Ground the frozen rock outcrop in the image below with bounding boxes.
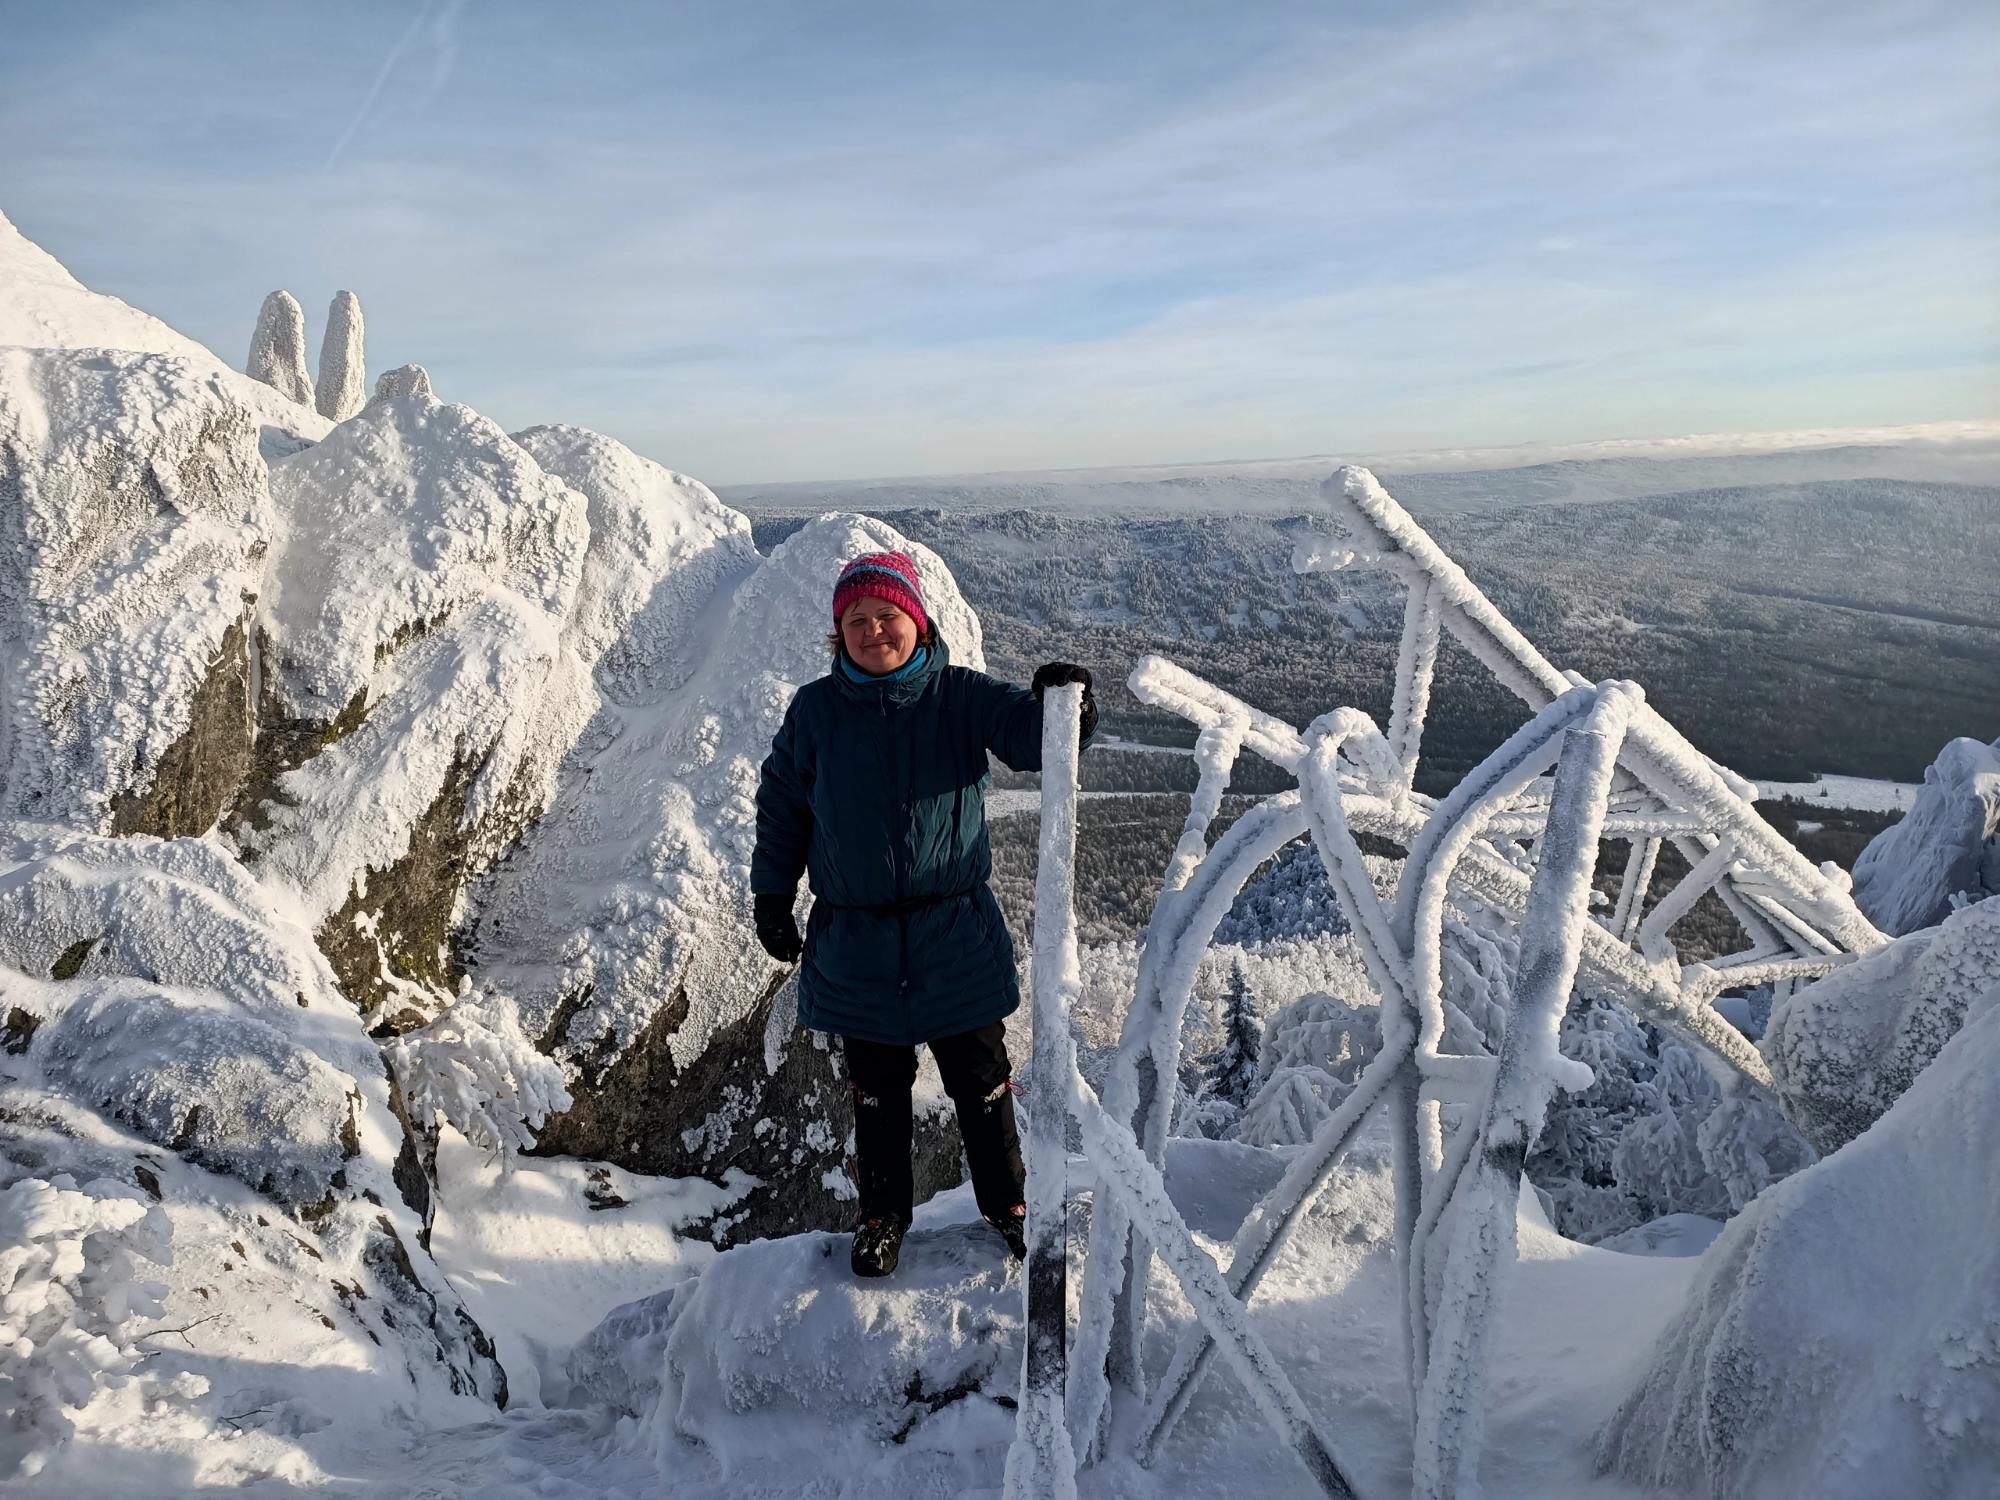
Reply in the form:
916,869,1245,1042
1852,735,2000,937
314,290,366,422
239,383,595,1013
245,290,315,408
1598,1002,2000,1499
571,1220,1022,1444
0,820,507,1454
1766,897,2000,1153
0,348,269,837
371,362,433,403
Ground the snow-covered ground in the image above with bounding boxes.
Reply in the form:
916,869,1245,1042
1754,773,1921,813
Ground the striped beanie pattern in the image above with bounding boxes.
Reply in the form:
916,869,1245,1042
832,550,929,637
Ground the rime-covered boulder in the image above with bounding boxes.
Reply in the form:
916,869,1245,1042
1766,898,2000,1154
240,383,593,1012
0,348,270,837
371,362,433,404
1852,735,2000,937
314,290,366,422
1598,1002,2000,1499
0,821,507,1444
245,290,315,408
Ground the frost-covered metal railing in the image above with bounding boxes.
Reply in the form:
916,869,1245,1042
1011,468,1888,1499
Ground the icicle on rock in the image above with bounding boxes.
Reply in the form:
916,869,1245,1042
245,289,315,407
371,362,434,404
315,289,367,421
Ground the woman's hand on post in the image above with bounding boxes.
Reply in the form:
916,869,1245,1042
754,891,804,963
1031,662,1097,741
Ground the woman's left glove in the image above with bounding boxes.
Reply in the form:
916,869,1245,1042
753,892,804,963
1032,662,1097,742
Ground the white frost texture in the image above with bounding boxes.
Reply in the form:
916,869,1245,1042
1765,896,2000,1153
0,347,269,830
245,290,315,409
244,384,592,920
313,290,366,423
1851,735,2000,937
1599,1001,2000,1500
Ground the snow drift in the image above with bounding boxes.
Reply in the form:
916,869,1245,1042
1599,1000,2000,1499
1766,896,2000,1153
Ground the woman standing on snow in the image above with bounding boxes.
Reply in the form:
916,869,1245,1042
750,550,1094,1278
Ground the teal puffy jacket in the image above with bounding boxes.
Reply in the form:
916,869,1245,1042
751,635,1079,1045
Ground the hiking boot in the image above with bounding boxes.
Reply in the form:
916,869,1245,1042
986,1204,1028,1262
850,1215,909,1278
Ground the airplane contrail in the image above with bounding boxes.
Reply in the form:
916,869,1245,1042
325,0,437,171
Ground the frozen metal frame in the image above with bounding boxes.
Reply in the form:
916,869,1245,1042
1018,468,1887,1499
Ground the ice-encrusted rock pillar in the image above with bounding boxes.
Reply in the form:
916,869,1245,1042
371,362,434,404
246,290,315,407
315,290,367,421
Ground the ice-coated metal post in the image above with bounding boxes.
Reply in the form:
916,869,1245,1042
1003,682,1085,1500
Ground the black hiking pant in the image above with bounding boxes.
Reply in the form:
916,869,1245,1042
843,1021,1026,1224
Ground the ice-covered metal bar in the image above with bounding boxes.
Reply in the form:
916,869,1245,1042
1412,683,1637,1500
1003,683,1085,1500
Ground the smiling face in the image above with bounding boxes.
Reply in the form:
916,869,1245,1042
839,597,920,675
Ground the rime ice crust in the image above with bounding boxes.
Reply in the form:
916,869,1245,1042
1766,896,2000,1153
1599,1001,2000,1500
245,290,315,409
0,348,271,832
1851,735,2000,937
314,290,366,423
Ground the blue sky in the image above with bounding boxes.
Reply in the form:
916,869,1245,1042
1,0,1995,483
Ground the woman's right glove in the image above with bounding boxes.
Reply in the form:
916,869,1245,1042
754,892,804,963
1032,662,1097,742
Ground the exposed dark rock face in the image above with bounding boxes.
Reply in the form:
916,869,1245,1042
109,613,256,840
533,978,966,1246
313,755,477,1026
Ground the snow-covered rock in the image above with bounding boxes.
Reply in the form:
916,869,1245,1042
314,290,366,423
1852,735,2000,937
0,210,328,448
1766,896,2000,1154
578,1220,1022,1448
0,822,506,1481
245,291,314,409
0,348,269,836
1598,1001,2000,1499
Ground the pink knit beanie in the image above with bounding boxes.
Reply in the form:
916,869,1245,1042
832,551,929,636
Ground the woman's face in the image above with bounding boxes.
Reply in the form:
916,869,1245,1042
840,597,919,675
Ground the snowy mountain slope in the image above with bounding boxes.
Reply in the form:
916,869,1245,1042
0,209,329,447
1600,998,2000,1499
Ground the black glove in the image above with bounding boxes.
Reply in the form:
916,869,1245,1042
1031,662,1097,742
753,892,804,963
